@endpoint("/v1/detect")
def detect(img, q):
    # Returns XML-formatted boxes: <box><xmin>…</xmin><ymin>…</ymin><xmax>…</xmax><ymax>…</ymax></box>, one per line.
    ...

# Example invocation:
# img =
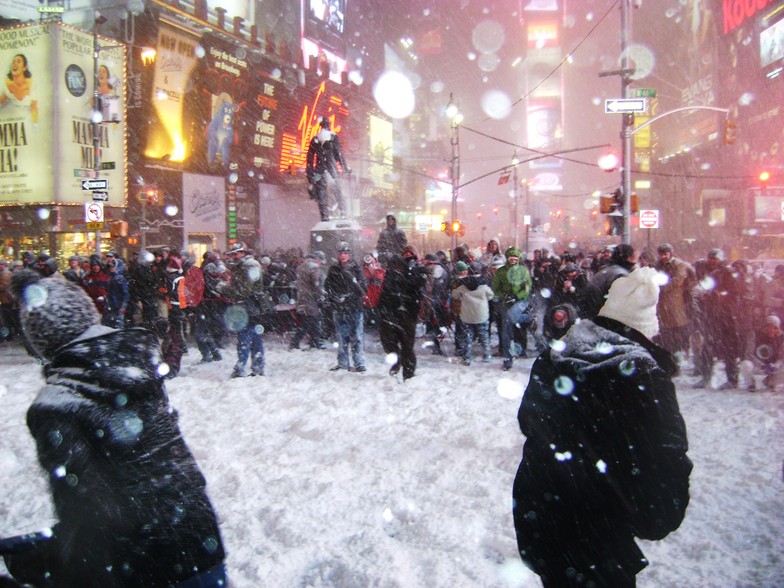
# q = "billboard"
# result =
<box><xmin>304</xmin><ymin>0</ymin><xmax>348</xmax><ymax>54</ymax></box>
<box><xmin>56</xmin><ymin>24</ymin><xmax>126</xmax><ymax>206</ymax></box>
<box><xmin>145</xmin><ymin>22</ymin><xmax>201</xmax><ymax>166</ymax></box>
<box><xmin>0</xmin><ymin>22</ymin><xmax>126</xmax><ymax>206</ymax></box>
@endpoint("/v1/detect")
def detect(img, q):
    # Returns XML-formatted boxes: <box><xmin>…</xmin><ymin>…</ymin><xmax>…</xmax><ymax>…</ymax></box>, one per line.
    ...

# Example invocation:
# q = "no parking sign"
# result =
<box><xmin>639</xmin><ymin>209</ymin><xmax>659</xmax><ymax>229</ymax></box>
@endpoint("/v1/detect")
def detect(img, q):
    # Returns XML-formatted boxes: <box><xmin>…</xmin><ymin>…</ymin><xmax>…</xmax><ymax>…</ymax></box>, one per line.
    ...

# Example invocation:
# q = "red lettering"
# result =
<box><xmin>724</xmin><ymin>0</ymin><xmax>772</xmax><ymax>34</ymax></box>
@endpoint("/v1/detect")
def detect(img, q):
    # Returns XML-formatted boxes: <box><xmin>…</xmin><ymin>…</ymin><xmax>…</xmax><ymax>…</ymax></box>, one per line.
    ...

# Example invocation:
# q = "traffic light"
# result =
<box><xmin>723</xmin><ymin>119</ymin><xmax>737</xmax><ymax>145</ymax></box>
<box><xmin>139</xmin><ymin>185</ymin><xmax>159</xmax><ymax>205</ymax></box>
<box><xmin>441</xmin><ymin>220</ymin><xmax>465</xmax><ymax>237</ymax></box>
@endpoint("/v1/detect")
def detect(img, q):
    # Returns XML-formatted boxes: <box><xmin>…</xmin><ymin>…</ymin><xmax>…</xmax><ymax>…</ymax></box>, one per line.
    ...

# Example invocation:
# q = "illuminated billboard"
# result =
<box><xmin>145</xmin><ymin>23</ymin><xmax>201</xmax><ymax>165</ymax></box>
<box><xmin>278</xmin><ymin>80</ymin><xmax>348</xmax><ymax>174</ymax></box>
<box><xmin>0</xmin><ymin>22</ymin><xmax>126</xmax><ymax>206</ymax></box>
<box><xmin>304</xmin><ymin>0</ymin><xmax>348</xmax><ymax>53</ymax></box>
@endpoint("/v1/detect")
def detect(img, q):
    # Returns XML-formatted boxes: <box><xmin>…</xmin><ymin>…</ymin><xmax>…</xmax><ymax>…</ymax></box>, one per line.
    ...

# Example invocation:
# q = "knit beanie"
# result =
<box><xmin>10</xmin><ymin>270</ymin><xmax>100</xmax><ymax>359</ymax></box>
<box><xmin>504</xmin><ymin>247</ymin><xmax>520</xmax><ymax>259</ymax></box>
<box><xmin>597</xmin><ymin>266</ymin><xmax>660</xmax><ymax>339</ymax></box>
<box><xmin>455</xmin><ymin>261</ymin><xmax>469</xmax><ymax>272</ymax></box>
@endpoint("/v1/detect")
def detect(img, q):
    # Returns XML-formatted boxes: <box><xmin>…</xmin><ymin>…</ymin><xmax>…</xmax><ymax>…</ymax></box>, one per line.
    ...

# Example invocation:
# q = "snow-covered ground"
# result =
<box><xmin>0</xmin><ymin>329</ymin><xmax>782</xmax><ymax>587</ymax></box>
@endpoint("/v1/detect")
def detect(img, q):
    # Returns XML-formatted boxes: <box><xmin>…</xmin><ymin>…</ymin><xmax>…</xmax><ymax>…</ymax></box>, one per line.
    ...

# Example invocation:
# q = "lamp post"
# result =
<box><xmin>446</xmin><ymin>94</ymin><xmax>462</xmax><ymax>255</ymax></box>
<box><xmin>92</xmin><ymin>12</ymin><xmax>107</xmax><ymax>255</ymax></box>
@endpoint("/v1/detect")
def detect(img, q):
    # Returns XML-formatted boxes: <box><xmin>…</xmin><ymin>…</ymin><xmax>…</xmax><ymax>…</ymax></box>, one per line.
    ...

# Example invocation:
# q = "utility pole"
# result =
<box><xmin>620</xmin><ymin>0</ymin><xmax>633</xmax><ymax>246</ymax></box>
<box><xmin>92</xmin><ymin>12</ymin><xmax>107</xmax><ymax>255</ymax></box>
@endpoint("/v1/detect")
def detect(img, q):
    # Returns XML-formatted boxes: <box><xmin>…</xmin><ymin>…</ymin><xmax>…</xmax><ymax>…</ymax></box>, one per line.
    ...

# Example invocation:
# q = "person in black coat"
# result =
<box><xmin>324</xmin><ymin>241</ymin><xmax>367</xmax><ymax>372</ymax></box>
<box><xmin>513</xmin><ymin>267</ymin><xmax>692</xmax><ymax>587</ymax></box>
<box><xmin>3</xmin><ymin>270</ymin><xmax>226</xmax><ymax>588</ymax></box>
<box><xmin>377</xmin><ymin>253</ymin><xmax>427</xmax><ymax>379</ymax></box>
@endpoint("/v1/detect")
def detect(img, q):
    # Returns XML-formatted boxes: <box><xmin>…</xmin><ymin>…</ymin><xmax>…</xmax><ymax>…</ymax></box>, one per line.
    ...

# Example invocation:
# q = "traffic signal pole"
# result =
<box><xmin>620</xmin><ymin>0</ymin><xmax>632</xmax><ymax>246</ymax></box>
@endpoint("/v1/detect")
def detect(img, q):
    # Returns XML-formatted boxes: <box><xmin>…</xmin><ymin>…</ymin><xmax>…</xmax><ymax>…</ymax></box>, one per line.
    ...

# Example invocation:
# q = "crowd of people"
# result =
<box><xmin>4</xmin><ymin>233</ymin><xmax>782</xmax><ymax>587</ymax></box>
<box><xmin>2</xmin><ymin>237</ymin><xmax>783</xmax><ymax>389</ymax></box>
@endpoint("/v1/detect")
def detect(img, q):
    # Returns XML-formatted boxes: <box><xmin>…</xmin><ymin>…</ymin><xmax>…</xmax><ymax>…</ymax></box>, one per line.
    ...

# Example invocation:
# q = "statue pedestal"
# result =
<box><xmin>310</xmin><ymin>218</ymin><xmax>363</xmax><ymax>263</ymax></box>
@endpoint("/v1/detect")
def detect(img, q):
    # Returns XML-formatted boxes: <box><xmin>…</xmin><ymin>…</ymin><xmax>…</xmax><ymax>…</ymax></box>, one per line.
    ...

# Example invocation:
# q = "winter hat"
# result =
<box><xmin>10</xmin><ymin>270</ymin><xmax>100</xmax><ymax>359</ymax></box>
<box><xmin>166</xmin><ymin>256</ymin><xmax>183</xmax><ymax>272</ymax></box>
<box><xmin>504</xmin><ymin>247</ymin><xmax>520</xmax><ymax>259</ymax></box>
<box><xmin>455</xmin><ymin>261</ymin><xmax>470</xmax><ymax>273</ymax></box>
<box><xmin>401</xmin><ymin>245</ymin><xmax>418</xmax><ymax>259</ymax></box>
<box><xmin>598</xmin><ymin>266</ymin><xmax>660</xmax><ymax>339</ymax></box>
<box><xmin>765</xmin><ymin>315</ymin><xmax>781</xmax><ymax>328</ymax></box>
<box><xmin>337</xmin><ymin>241</ymin><xmax>352</xmax><ymax>253</ymax></box>
<box><xmin>227</xmin><ymin>241</ymin><xmax>248</xmax><ymax>254</ymax></box>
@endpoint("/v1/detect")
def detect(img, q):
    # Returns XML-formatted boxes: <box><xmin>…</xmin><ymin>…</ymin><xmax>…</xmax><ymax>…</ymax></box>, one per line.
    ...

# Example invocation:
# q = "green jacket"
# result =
<box><xmin>492</xmin><ymin>262</ymin><xmax>532</xmax><ymax>301</ymax></box>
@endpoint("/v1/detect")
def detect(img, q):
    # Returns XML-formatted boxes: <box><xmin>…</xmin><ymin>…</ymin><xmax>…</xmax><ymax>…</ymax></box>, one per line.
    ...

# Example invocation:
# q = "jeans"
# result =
<box><xmin>500</xmin><ymin>299</ymin><xmax>532</xmax><ymax>361</ymax></box>
<box><xmin>463</xmin><ymin>320</ymin><xmax>491</xmax><ymax>361</ymax></box>
<box><xmin>236</xmin><ymin>323</ymin><xmax>265</xmax><ymax>374</ymax></box>
<box><xmin>333</xmin><ymin>310</ymin><xmax>365</xmax><ymax>369</ymax></box>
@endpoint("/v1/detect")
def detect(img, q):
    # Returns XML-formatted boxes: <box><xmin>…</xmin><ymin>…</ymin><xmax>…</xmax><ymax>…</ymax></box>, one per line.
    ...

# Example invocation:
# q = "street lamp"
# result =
<box><xmin>446</xmin><ymin>93</ymin><xmax>462</xmax><ymax>255</ymax></box>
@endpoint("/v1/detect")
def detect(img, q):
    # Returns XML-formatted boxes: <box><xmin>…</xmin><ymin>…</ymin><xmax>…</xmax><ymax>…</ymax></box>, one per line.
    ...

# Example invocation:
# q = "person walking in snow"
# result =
<box><xmin>513</xmin><ymin>266</ymin><xmax>692</xmax><ymax>587</ymax></box>
<box><xmin>324</xmin><ymin>241</ymin><xmax>367</xmax><ymax>372</ymax></box>
<box><xmin>377</xmin><ymin>252</ymin><xmax>427</xmax><ymax>380</ymax></box>
<box><xmin>492</xmin><ymin>247</ymin><xmax>533</xmax><ymax>370</ymax></box>
<box><xmin>103</xmin><ymin>257</ymin><xmax>129</xmax><ymax>329</ymax></box>
<box><xmin>2</xmin><ymin>270</ymin><xmax>226</xmax><ymax>588</ymax></box>
<box><xmin>451</xmin><ymin>261</ymin><xmax>494</xmax><ymax>365</ymax></box>
<box><xmin>289</xmin><ymin>251</ymin><xmax>327</xmax><ymax>351</ymax></box>
<box><xmin>654</xmin><ymin>243</ymin><xmax>697</xmax><ymax>358</ymax></box>
<box><xmin>375</xmin><ymin>214</ymin><xmax>408</xmax><ymax>265</ymax></box>
<box><xmin>222</xmin><ymin>242</ymin><xmax>269</xmax><ymax>378</ymax></box>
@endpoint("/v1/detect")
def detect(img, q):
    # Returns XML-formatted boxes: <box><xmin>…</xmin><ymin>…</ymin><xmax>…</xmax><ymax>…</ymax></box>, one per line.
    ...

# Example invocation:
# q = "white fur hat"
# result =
<box><xmin>598</xmin><ymin>266</ymin><xmax>660</xmax><ymax>339</ymax></box>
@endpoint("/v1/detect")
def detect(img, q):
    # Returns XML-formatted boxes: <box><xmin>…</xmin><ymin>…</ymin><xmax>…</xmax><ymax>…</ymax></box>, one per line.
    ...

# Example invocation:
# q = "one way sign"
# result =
<box><xmin>81</xmin><ymin>179</ymin><xmax>108</xmax><ymax>191</ymax></box>
<box><xmin>604</xmin><ymin>98</ymin><xmax>647</xmax><ymax>114</ymax></box>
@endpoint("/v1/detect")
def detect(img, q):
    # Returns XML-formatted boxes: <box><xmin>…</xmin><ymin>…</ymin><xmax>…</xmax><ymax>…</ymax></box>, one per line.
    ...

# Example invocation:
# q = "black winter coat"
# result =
<box><xmin>377</xmin><ymin>255</ymin><xmax>426</xmax><ymax>319</ymax></box>
<box><xmin>513</xmin><ymin>316</ymin><xmax>691</xmax><ymax>585</ymax></box>
<box><xmin>324</xmin><ymin>259</ymin><xmax>367</xmax><ymax>313</ymax></box>
<box><xmin>14</xmin><ymin>326</ymin><xmax>225</xmax><ymax>587</ymax></box>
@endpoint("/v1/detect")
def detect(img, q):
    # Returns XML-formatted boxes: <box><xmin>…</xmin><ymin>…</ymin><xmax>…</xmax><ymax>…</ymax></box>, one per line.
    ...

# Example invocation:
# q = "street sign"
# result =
<box><xmin>633</xmin><ymin>88</ymin><xmax>657</xmax><ymax>98</ymax></box>
<box><xmin>86</xmin><ymin>222</ymin><xmax>104</xmax><ymax>231</ymax></box>
<box><xmin>81</xmin><ymin>179</ymin><xmax>108</xmax><ymax>191</ymax></box>
<box><xmin>84</xmin><ymin>202</ymin><xmax>104</xmax><ymax>223</ymax></box>
<box><xmin>604</xmin><ymin>98</ymin><xmax>647</xmax><ymax>114</ymax></box>
<box><xmin>639</xmin><ymin>209</ymin><xmax>659</xmax><ymax>229</ymax></box>
<box><xmin>91</xmin><ymin>191</ymin><xmax>109</xmax><ymax>201</ymax></box>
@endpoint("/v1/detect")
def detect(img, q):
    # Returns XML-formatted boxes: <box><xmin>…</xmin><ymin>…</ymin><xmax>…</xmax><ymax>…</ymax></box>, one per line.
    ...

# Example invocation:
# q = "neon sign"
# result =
<box><xmin>278</xmin><ymin>81</ymin><xmax>348</xmax><ymax>173</ymax></box>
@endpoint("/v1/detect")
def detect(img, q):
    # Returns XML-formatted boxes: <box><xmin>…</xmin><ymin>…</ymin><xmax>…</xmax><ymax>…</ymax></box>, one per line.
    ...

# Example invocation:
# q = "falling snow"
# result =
<box><xmin>0</xmin><ymin>335</ymin><xmax>782</xmax><ymax>587</ymax></box>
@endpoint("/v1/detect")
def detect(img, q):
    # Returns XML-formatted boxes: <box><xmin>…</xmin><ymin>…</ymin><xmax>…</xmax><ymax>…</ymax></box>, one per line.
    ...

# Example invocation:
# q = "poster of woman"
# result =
<box><xmin>0</xmin><ymin>53</ymin><xmax>38</xmax><ymax>125</ymax></box>
<box><xmin>0</xmin><ymin>24</ymin><xmax>51</xmax><ymax>204</ymax></box>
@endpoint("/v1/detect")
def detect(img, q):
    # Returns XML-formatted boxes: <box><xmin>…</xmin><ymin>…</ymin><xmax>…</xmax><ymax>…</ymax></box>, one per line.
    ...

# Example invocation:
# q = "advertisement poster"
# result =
<box><xmin>54</xmin><ymin>23</ymin><xmax>126</xmax><ymax>206</ymax></box>
<box><xmin>192</xmin><ymin>33</ymin><xmax>251</xmax><ymax>173</ymax></box>
<box><xmin>145</xmin><ymin>23</ymin><xmax>200</xmax><ymax>165</ymax></box>
<box><xmin>0</xmin><ymin>23</ymin><xmax>54</xmax><ymax>204</ymax></box>
<box><xmin>183</xmin><ymin>172</ymin><xmax>226</xmax><ymax>233</ymax></box>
